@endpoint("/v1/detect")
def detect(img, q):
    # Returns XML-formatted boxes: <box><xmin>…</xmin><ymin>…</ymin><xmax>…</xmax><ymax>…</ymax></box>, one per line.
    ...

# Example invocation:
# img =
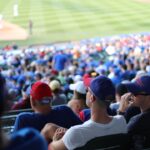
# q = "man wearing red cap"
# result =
<box><xmin>14</xmin><ymin>81</ymin><xmax>82</xmax><ymax>132</ymax></box>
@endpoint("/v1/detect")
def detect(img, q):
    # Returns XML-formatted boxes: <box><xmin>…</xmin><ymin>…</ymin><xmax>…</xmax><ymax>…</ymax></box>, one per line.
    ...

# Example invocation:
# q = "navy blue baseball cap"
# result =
<box><xmin>125</xmin><ymin>75</ymin><xmax>150</xmax><ymax>95</ymax></box>
<box><xmin>90</xmin><ymin>76</ymin><xmax>115</xmax><ymax>101</ymax></box>
<box><xmin>5</xmin><ymin>128</ymin><xmax>47</xmax><ymax>150</ymax></box>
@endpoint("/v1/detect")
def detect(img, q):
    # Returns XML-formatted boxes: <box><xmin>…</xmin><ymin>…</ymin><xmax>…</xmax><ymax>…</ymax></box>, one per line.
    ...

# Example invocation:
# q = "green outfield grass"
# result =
<box><xmin>0</xmin><ymin>0</ymin><xmax>150</xmax><ymax>46</ymax></box>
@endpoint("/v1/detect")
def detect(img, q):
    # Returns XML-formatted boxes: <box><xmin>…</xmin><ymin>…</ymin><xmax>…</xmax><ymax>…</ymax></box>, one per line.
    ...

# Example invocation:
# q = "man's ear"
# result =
<box><xmin>90</xmin><ymin>94</ymin><xmax>96</xmax><ymax>103</ymax></box>
<box><xmin>30</xmin><ymin>96</ymin><xmax>36</xmax><ymax>107</ymax></box>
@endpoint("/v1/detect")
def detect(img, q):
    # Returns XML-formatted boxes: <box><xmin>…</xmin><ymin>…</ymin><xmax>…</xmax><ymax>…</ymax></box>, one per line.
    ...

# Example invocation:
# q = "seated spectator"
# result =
<box><xmin>14</xmin><ymin>81</ymin><xmax>82</xmax><ymax>132</ymax></box>
<box><xmin>110</xmin><ymin>83</ymin><xmax>128</xmax><ymax>113</ymax></box>
<box><xmin>49</xmin><ymin>80</ymin><xmax>67</xmax><ymax>106</ymax></box>
<box><xmin>125</xmin><ymin>76</ymin><xmax>150</xmax><ymax>137</ymax></box>
<box><xmin>4</xmin><ymin>128</ymin><xmax>47</xmax><ymax>150</ymax></box>
<box><xmin>79</xmin><ymin>106</ymin><xmax>116</xmax><ymax>122</ymax></box>
<box><xmin>119</xmin><ymin>75</ymin><xmax>150</xmax><ymax>148</ymax></box>
<box><xmin>42</xmin><ymin>76</ymin><xmax>127</xmax><ymax>150</ymax></box>
<box><xmin>0</xmin><ymin>74</ymin><xmax>47</xmax><ymax>150</ymax></box>
<box><xmin>11</xmin><ymin>84</ymin><xmax>31</xmax><ymax>110</ymax></box>
<box><xmin>68</xmin><ymin>81</ymin><xmax>87</xmax><ymax>115</ymax></box>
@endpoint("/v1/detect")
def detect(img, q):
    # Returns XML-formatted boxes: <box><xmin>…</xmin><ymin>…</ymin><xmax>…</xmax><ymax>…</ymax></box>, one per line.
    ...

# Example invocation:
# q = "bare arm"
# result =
<box><xmin>50</xmin><ymin>139</ymin><xmax>67</xmax><ymax>150</ymax></box>
<box><xmin>41</xmin><ymin>123</ymin><xmax>60</xmax><ymax>143</ymax></box>
<box><xmin>49</xmin><ymin>128</ymin><xmax>67</xmax><ymax>150</ymax></box>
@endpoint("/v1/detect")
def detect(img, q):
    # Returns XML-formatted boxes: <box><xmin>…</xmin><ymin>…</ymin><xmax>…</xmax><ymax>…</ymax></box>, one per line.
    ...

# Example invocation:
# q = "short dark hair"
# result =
<box><xmin>116</xmin><ymin>83</ymin><xmax>128</xmax><ymax>97</ymax></box>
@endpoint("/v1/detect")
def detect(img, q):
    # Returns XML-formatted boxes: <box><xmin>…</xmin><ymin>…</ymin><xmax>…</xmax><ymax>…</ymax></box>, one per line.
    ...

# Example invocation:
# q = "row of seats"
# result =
<box><xmin>75</xmin><ymin>134</ymin><xmax>150</xmax><ymax>150</ymax></box>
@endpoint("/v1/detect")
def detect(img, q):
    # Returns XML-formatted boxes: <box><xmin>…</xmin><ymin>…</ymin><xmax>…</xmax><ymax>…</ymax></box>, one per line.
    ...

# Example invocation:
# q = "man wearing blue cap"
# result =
<box><xmin>48</xmin><ymin>76</ymin><xmax>127</xmax><ymax>150</ymax></box>
<box><xmin>117</xmin><ymin>75</ymin><xmax>150</xmax><ymax>149</ymax></box>
<box><xmin>124</xmin><ymin>75</ymin><xmax>150</xmax><ymax>137</ymax></box>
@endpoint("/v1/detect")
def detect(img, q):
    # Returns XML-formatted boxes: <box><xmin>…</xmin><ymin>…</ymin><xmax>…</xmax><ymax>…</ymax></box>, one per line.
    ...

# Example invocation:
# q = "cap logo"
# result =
<box><xmin>136</xmin><ymin>78</ymin><xmax>144</xmax><ymax>87</ymax></box>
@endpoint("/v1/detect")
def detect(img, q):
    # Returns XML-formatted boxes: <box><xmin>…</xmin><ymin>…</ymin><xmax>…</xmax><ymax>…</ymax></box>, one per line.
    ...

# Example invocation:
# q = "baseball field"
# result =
<box><xmin>0</xmin><ymin>0</ymin><xmax>150</xmax><ymax>46</ymax></box>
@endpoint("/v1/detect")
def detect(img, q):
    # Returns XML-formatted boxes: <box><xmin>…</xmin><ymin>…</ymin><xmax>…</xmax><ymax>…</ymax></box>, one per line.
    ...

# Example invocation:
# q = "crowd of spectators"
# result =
<box><xmin>0</xmin><ymin>33</ymin><xmax>149</xmax><ymax>111</ymax></box>
<box><xmin>0</xmin><ymin>32</ymin><xmax>150</xmax><ymax>149</ymax></box>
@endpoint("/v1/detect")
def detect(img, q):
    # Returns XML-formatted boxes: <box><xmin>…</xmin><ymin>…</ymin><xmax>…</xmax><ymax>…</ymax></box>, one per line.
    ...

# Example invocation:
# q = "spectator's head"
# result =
<box><xmin>116</xmin><ymin>83</ymin><xmax>128</xmax><ymax>102</ymax></box>
<box><xmin>22</xmin><ymin>84</ymin><xmax>31</xmax><ymax>99</ymax></box>
<box><xmin>5</xmin><ymin>128</ymin><xmax>47</xmax><ymax>150</ymax></box>
<box><xmin>68</xmin><ymin>100</ymin><xmax>83</xmax><ymax>115</ymax></box>
<box><xmin>49</xmin><ymin>80</ymin><xmax>61</xmax><ymax>94</ymax></box>
<box><xmin>125</xmin><ymin>75</ymin><xmax>150</xmax><ymax>111</ymax></box>
<box><xmin>35</xmin><ymin>72</ymin><xmax>43</xmax><ymax>81</ymax></box>
<box><xmin>86</xmin><ymin>76</ymin><xmax>115</xmax><ymax>108</ymax></box>
<box><xmin>69</xmin><ymin>81</ymin><xmax>86</xmax><ymax>100</ymax></box>
<box><xmin>30</xmin><ymin>81</ymin><xmax>52</xmax><ymax>113</ymax></box>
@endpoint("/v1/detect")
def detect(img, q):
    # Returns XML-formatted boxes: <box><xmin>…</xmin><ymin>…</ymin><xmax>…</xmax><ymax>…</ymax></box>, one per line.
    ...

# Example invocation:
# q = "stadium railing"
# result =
<box><xmin>1</xmin><ymin>108</ymin><xmax>33</xmax><ymax>134</ymax></box>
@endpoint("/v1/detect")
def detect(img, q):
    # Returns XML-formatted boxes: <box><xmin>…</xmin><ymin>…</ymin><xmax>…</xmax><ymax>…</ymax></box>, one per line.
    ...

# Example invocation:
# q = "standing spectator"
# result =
<box><xmin>52</xmin><ymin>51</ymin><xmax>68</xmax><ymax>72</ymax></box>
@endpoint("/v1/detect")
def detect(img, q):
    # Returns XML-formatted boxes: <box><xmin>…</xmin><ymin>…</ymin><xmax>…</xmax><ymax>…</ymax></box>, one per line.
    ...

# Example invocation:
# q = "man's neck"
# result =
<box><xmin>34</xmin><ymin>106</ymin><xmax>52</xmax><ymax>114</ymax></box>
<box><xmin>140</xmin><ymin>99</ymin><xmax>150</xmax><ymax>112</ymax></box>
<box><xmin>91</xmin><ymin>109</ymin><xmax>112</xmax><ymax>124</ymax></box>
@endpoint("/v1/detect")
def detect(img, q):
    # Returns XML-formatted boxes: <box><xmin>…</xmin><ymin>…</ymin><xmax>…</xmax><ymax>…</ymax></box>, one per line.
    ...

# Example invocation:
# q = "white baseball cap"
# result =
<box><xmin>69</xmin><ymin>81</ymin><xmax>86</xmax><ymax>94</ymax></box>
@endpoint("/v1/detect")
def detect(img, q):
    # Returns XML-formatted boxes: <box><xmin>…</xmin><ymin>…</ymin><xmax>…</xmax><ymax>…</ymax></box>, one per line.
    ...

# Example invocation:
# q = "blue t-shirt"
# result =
<box><xmin>14</xmin><ymin>106</ymin><xmax>82</xmax><ymax>132</ymax></box>
<box><xmin>53</xmin><ymin>54</ymin><xmax>67</xmax><ymax>71</ymax></box>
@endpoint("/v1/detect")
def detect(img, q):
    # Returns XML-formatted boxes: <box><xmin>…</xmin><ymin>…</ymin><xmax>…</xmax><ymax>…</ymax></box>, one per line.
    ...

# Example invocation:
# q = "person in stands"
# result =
<box><xmin>14</xmin><ymin>81</ymin><xmax>82</xmax><ymax>132</ymax></box>
<box><xmin>49</xmin><ymin>80</ymin><xmax>67</xmax><ymax>106</ymax></box>
<box><xmin>68</xmin><ymin>81</ymin><xmax>87</xmax><ymax>115</ymax></box>
<box><xmin>119</xmin><ymin>75</ymin><xmax>150</xmax><ymax>148</ymax></box>
<box><xmin>0</xmin><ymin>74</ymin><xmax>47</xmax><ymax>150</ymax></box>
<box><xmin>42</xmin><ymin>76</ymin><xmax>127</xmax><ymax>150</ymax></box>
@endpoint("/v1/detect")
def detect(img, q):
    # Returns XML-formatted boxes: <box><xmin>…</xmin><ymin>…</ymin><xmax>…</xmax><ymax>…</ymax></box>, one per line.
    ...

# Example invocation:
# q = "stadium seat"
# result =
<box><xmin>74</xmin><ymin>133</ymin><xmax>130</xmax><ymax>150</ymax></box>
<box><xmin>132</xmin><ymin>134</ymin><xmax>150</xmax><ymax>150</ymax></box>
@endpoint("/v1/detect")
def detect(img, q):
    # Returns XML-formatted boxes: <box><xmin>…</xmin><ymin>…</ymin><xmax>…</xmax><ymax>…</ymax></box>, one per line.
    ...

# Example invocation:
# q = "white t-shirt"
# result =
<box><xmin>62</xmin><ymin>115</ymin><xmax>127</xmax><ymax>150</ymax></box>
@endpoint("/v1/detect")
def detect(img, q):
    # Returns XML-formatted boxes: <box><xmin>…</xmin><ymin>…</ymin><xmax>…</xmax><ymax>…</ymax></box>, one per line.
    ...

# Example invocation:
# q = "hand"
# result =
<box><xmin>52</xmin><ymin>127</ymin><xmax>67</xmax><ymax>141</ymax></box>
<box><xmin>118</xmin><ymin>93</ymin><xmax>134</xmax><ymax>113</ymax></box>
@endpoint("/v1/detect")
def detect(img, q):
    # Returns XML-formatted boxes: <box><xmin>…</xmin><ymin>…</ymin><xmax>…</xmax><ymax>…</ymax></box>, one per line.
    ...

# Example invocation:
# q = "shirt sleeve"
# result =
<box><xmin>13</xmin><ymin>113</ymin><xmax>29</xmax><ymax>132</ymax></box>
<box><xmin>62</xmin><ymin>127</ymin><xmax>84</xmax><ymax>150</ymax></box>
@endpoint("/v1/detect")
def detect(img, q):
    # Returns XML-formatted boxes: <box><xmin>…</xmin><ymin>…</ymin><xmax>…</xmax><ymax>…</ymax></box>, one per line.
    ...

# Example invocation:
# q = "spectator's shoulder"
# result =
<box><xmin>54</xmin><ymin>105</ymin><xmax>71</xmax><ymax>111</ymax></box>
<box><xmin>17</xmin><ymin>112</ymin><xmax>33</xmax><ymax>120</ymax></box>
